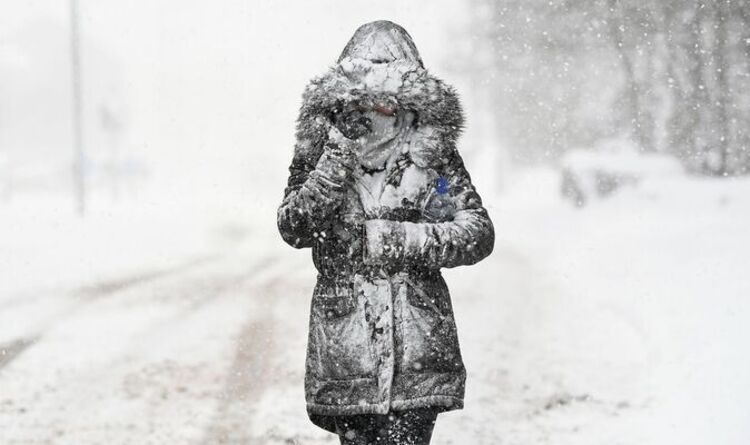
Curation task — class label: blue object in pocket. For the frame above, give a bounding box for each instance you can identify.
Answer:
[424,176,455,221]
[436,176,449,194]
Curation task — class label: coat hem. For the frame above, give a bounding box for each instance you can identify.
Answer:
[306,395,463,417]
[391,395,463,411]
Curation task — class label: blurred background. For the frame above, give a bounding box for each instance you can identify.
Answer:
[1,1,748,444]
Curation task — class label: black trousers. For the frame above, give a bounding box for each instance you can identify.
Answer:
[333,408,439,445]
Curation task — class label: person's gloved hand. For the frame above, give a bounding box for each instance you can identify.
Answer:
[309,125,361,196]
[332,101,372,140]
[333,208,366,261]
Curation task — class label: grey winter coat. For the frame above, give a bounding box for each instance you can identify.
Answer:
[276,21,495,432]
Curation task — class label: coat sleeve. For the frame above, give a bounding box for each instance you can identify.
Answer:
[277,107,359,249]
[362,150,495,269]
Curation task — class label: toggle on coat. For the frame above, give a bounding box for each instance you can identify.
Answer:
[276,20,495,433]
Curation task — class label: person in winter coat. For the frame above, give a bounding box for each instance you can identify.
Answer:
[277,20,495,444]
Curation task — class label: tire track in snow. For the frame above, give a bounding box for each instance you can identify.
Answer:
[0,336,40,372]
[75,255,221,300]
[0,254,224,353]
[0,254,219,310]
[200,313,277,444]
[198,256,312,445]
[0,251,288,444]
[0,257,222,374]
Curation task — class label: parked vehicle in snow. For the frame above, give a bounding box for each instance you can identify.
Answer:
[560,143,684,207]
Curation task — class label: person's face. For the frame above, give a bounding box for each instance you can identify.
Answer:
[360,108,399,150]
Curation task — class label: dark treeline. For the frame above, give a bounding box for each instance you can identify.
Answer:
[467,0,750,176]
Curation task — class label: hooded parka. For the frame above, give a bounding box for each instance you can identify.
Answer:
[277,21,495,432]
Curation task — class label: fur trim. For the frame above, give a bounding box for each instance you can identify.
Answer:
[294,59,465,169]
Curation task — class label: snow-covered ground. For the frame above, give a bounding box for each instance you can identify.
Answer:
[1,168,748,444]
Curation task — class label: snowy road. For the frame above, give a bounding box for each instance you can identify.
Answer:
[0,240,649,444]
[0,248,322,444]
[2,173,749,444]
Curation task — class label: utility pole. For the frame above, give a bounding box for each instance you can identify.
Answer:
[70,0,86,215]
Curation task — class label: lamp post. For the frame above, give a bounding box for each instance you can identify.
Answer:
[70,0,85,215]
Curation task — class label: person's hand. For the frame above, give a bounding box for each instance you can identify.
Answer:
[325,126,359,161]
[333,208,366,261]
[309,126,360,196]
[332,101,372,140]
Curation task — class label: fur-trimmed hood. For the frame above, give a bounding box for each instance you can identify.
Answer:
[294,22,465,170]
